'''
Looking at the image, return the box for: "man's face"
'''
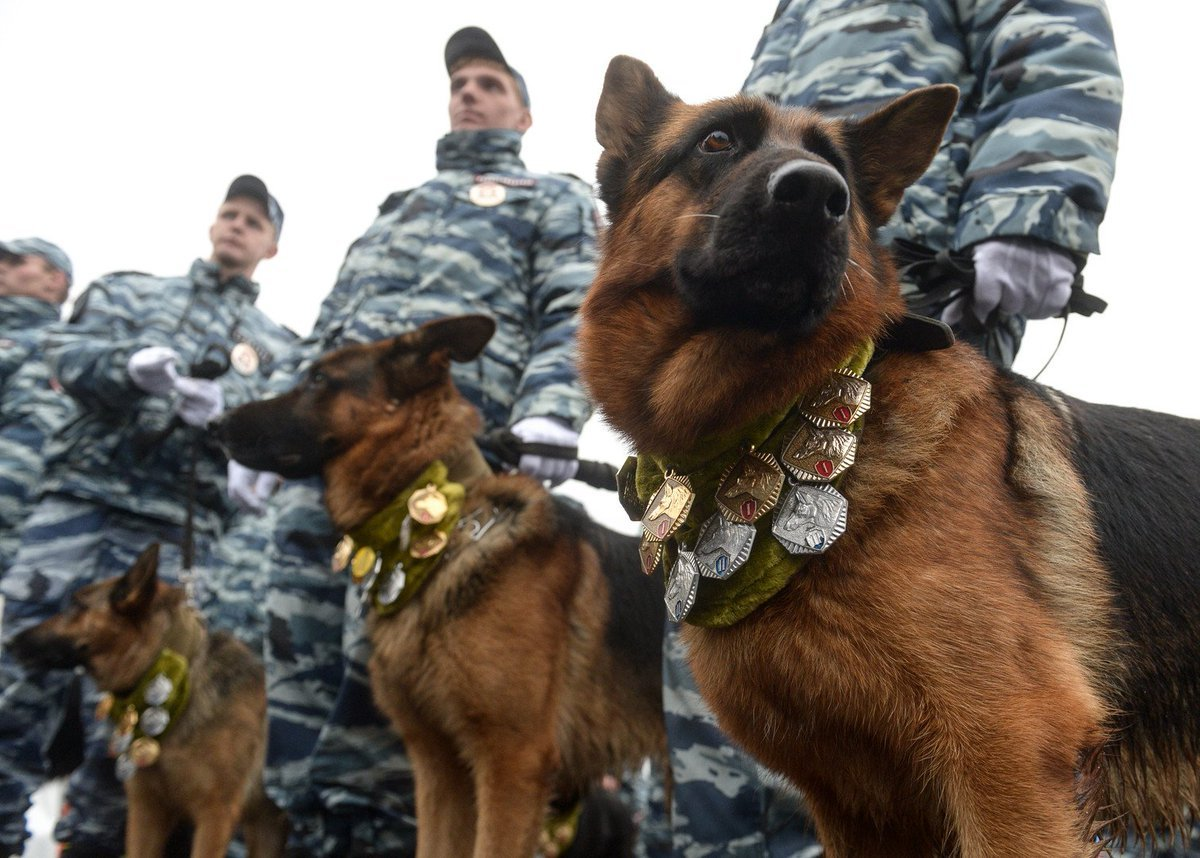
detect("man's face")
[0,253,68,303]
[448,61,532,133]
[208,197,278,278]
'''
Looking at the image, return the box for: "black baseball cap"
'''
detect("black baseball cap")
[444,26,530,108]
[225,175,284,239]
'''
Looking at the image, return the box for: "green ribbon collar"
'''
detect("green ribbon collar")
[107,646,190,742]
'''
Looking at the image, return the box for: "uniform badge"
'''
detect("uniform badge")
[801,369,871,429]
[230,342,260,375]
[641,473,695,541]
[772,484,849,555]
[716,450,784,524]
[781,421,858,482]
[469,181,507,207]
[665,550,700,623]
[408,485,449,525]
[694,513,756,580]
[638,533,663,576]
[331,535,355,573]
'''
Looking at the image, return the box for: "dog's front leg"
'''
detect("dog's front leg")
[188,803,241,858]
[470,739,557,858]
[123,782,177,858]
[404,727,478,858]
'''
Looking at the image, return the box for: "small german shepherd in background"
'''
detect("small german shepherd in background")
[7,543,286,858]
[577,56,1200,857]
[216,315,665,858]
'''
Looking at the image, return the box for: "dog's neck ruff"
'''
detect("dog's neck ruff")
[622,341,874,627]
[332,460,467,616]
[98,647,191,782]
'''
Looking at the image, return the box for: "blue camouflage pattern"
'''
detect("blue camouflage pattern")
[0,297,72,575]
[259,128,598,856]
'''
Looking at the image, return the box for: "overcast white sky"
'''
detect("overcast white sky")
[3,0,1196,530]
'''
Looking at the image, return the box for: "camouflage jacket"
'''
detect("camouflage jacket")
[41,260,296,536]
[274,129,597,433]
[743,0,1123,257]
[0,297,73,566]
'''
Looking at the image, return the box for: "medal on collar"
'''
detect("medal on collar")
[376,565,407,607]
[409,485,449,525]
[665,550,700,623]
[772,484,848,555]
[638,533,664,576]
[781,422,858,482]
[641,473,695,541]
[469,181,506,207]
[331,535,355,573]
[129,736,161,768]
[716,450,784,524]
[350,546,380,582]
[410,529,449,559]
[616,456,644,522]
[230,342,260,375]
[694,513,756,580]
[801,369,871,429]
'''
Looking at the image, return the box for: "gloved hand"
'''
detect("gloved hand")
[510,416,580,487]
[943,237,1076,327]
[227,460,282,514]
[173,376,225,427]
[127,346,181,396]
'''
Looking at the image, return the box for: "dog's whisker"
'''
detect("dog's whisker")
[676,213,721,220]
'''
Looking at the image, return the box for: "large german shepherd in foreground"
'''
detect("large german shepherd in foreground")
[7,544,286,858]
[216,316,665,858]
[578,56,1200,857]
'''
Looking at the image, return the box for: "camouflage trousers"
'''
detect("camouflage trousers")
[263,478,416,857]
[0,494,202,855]
[664,622,822,858]
[197,505,278,651]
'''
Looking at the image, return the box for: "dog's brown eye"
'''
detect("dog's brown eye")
[699,130,735,153]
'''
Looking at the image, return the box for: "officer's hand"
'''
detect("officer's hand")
[127,346,181,396]
[511,416,580,487]
[227,460,281,514]
[173,376,224,427]
[946,238,1075,327]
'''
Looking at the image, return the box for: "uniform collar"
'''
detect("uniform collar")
[435,129,526,173]
[0,295,61,328]
[187,258,260,302]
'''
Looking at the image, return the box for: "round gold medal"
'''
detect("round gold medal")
[230,342,260,376]
[119,706,139,732]
[408,485,448,525]
[129,736,161,767]
[469,181,506,207]
[350,546,379,582]
[409,530,449,559]
[331,535,355,572]
[94,694,114,721]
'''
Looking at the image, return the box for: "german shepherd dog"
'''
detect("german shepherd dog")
[215,315,665,858]
[6,543,286,858]
[577,56,1200,857]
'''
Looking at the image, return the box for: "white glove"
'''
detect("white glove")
[945,238,1076,327]
[511,416,580,487]
[227,460,282,514]
[173,376,225,427]
[127,347,180,396]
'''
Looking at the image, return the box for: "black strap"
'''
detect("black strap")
[476,428,618,491]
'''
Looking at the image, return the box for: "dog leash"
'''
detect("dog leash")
[476,428,619,490]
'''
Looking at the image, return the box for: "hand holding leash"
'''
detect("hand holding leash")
[227,460,281,514]
[477,427,619,491]
[128,346,181,396]
[510,416,580,486]
[945,238,1075,326]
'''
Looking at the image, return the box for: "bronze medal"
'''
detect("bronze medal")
[408,485,448,525]
[801,369,871,428]
[469,181,507,207]
[616,456,644,521]
[230,342,260,375]
[694,513,756,580]
[638,533,664,576]
[409,529,448,559]
[119,706,139,732]
[641,473,695,541]
[772,484,849,555]
[331,535,355,573]
[95,693,114,721]
[781,421,858,482]
[129,736,161,768]
[664,550,700,623]
[716,450,785,524]
[350,546,379,582]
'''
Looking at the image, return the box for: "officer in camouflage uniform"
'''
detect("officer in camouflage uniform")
[0,176,294,858]
[225,27,597,857]
[661,2,1125,855]
[0,238,74,578]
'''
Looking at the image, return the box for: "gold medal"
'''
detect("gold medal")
[409,529,449,559]
[716,449,785,524]
[408,485,449,525]
[331,535,355,573]
[350,546,379,582]
[230,342,260,376]
[801,369,871,428]
[638,534,664,576]
[781,421,858,482]
[641,473,695,541]
[95,694,114,721]
[119,706,139,732]
[469,181,506,207]
[129,736,161,768]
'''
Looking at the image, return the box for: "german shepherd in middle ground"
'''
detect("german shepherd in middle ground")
[7,543,287,858]
[215,315,665,858]
[577,56,1200,857]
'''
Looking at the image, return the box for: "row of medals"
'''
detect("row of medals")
[638,368,871,623]
[329,483,452,607]
[99,672,175,782]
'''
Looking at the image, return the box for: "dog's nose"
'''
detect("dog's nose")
[767,160,849,224]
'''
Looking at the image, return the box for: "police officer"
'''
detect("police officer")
[0,176,295,858]
[228,26,598,856]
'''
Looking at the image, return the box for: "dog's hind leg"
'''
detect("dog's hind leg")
[239,788,288,858]
[404,728,478,858]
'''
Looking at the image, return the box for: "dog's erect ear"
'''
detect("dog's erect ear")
[596,55,679,154]
[410,315,497,364]
[111,543,160,617]
[843,84,959,228]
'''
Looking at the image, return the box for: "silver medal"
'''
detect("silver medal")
[144,674,173,707]
[376,564,407,607]
[772,484,848,555]
[109,730,132,757]
[115,752,136,783]
[140,706,170,737]
[693,514,755,580]
[664,550,700,623]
